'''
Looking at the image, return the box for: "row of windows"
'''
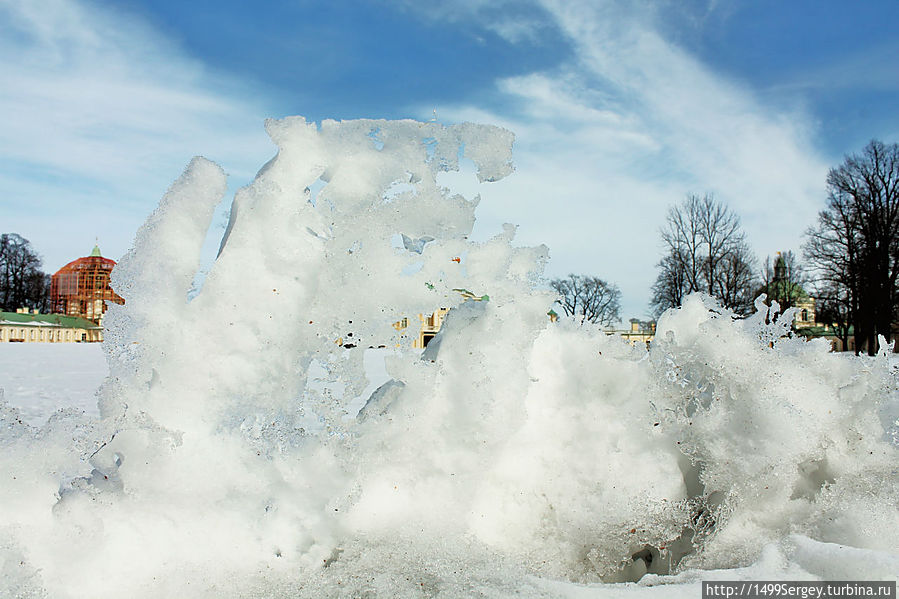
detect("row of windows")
[0,328,82,342]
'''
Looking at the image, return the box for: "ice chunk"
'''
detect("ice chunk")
[1,117,897,598]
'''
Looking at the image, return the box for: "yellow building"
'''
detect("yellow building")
[394,307,450,349]
[791,296,817,329]
[611,319,656,348]
[392,288,490,349]
[417,307,450,348]
[0,308,103,343]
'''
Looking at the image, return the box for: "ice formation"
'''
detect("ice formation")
[1,117,897,598]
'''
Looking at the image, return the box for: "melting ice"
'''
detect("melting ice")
[1,117,897,598]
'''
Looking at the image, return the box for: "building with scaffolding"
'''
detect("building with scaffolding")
[49,245,124,324]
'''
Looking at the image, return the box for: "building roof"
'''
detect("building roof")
[795,325,854,337]
[772,280,809,300]
[54,255,117,274]
[0,311,101,330]
[53,245,117,275]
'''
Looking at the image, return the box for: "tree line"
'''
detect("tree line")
[0,233,51,313]
[551,139,899,355]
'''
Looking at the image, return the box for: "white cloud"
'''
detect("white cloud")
[2,0,834,321]
[0,0,276,270]
[488,17,546,44]
[424,0,830,319]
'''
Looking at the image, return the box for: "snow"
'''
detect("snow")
[0,343,106,425]
[0,117,896,598]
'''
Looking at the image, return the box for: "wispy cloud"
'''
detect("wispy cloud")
[0,0,275,269]
[391,0,554,46]
[423,0,830,317]
[767,40,899,95]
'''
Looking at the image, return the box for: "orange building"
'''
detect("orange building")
[49,245,124,323]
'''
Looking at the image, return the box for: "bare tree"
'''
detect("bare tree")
[651,253,687,314]
[0,233,51,312]
[813,282,852,350]
[651,194,757,316]
[550,274,621,326]
[804,196,860,339]
[804,140,899,355]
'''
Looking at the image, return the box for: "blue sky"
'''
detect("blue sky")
[2,0,897,319]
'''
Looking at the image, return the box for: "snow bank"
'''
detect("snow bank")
[0,117,896,598]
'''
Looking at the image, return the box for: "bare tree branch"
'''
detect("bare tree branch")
[651,194,757,316]
[550,274,621,326]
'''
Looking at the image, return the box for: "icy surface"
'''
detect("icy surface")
[0,117,897,598]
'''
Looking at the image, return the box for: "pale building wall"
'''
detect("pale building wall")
[392,308,450,349]
[0,323,101,343]
[1,309,103,343]
[792,296,817,329]
[415,308,450,349]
